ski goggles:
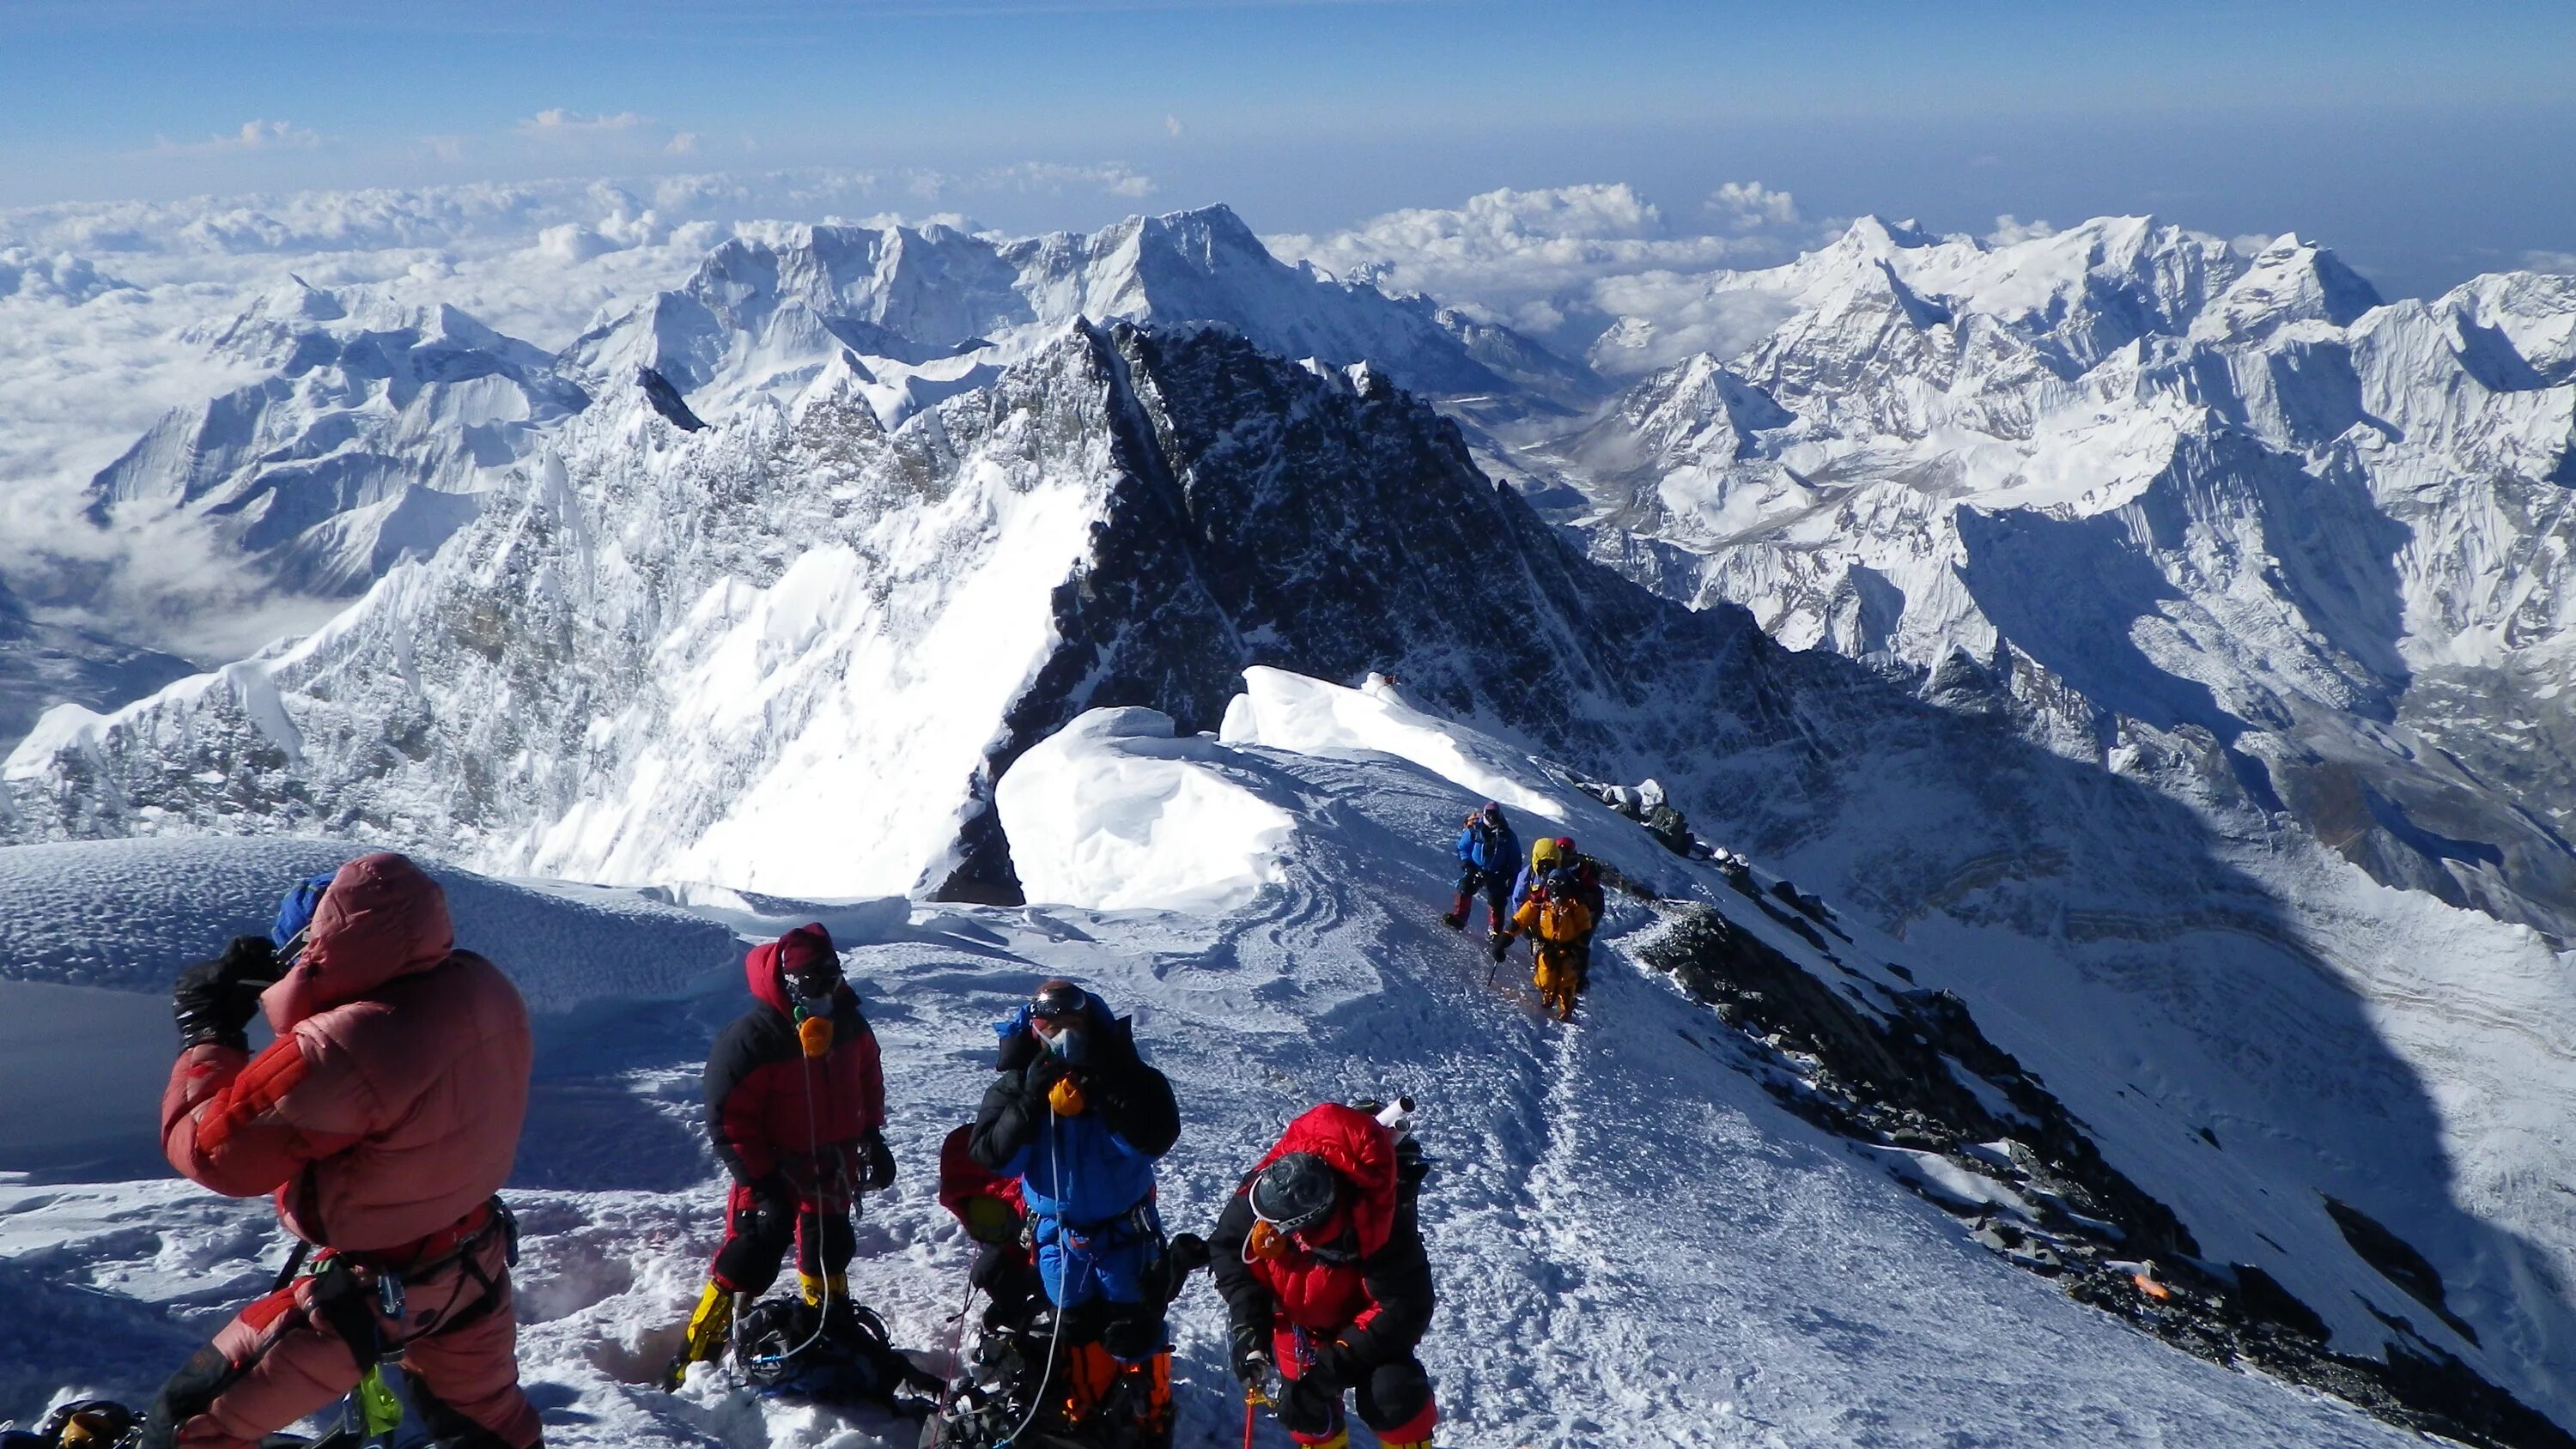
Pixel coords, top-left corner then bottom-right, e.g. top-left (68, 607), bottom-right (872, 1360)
top-left (1028, 981), bottom-right (1085, 1029)
top-left (787, 961), bottom-right (841, 1016)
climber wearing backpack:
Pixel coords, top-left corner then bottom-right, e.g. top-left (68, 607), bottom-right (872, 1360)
top-left (146, 853), bottom-right (540, 1449)
top-left (969, 979), bottom-right (1183, 1436)
top-left (669, 923), bottom-right (894, 1385)
top-left (1211, 1102), bottom-right (1436, 1449)
top-left (937, 1123), bottom-right (1042, 1333)
top-left (1444, 803), bottom-right (1521, 955)
top-left (1512, 861), bottom-right (1597, 1022)
top-left (1504, 839), bottom-right (1604, 971)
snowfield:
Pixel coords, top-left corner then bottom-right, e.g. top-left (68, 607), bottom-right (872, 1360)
top-left (8, 177), bottom-right (2576, 1448)
top-left (0, 670), bottom-right (2505, 1446)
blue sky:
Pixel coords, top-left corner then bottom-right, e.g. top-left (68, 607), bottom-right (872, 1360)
top-left (6, 0), bottom-right (2573, 298)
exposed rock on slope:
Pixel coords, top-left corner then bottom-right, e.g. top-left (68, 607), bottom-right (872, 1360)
top-left (1531, 217), bottom-right (2576, 941)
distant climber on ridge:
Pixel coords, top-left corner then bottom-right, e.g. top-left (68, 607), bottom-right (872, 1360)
top-left (1443, 803), bottom-right (1521, 955)
top-left (669, 923), bottom-right (894, 1385)
top-left (1212, 1101), bottom-right (1437, 1449)
top-left (969, 979), bottom-right (1185, 1440)
top-left (147, 854), bottom-right (540, 1449)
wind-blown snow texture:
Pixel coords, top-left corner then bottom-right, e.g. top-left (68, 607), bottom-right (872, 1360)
top-left (0, 688), bottom-right (2448, 1447)
top-left (6, 195), bottom-right (2576, 1442)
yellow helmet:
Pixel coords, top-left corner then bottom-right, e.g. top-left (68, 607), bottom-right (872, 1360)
top-left (1531, 837), bottom-right (1563, 869)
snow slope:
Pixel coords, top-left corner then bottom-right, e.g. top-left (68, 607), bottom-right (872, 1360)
top-left (0, 672), bottom-right (2445, 1448)
top-left (1521, 216), bottom-right (2576, 944)
top-left (86, 281), bottom-right (587, 597)
top-left (11, 315), bottom-right (2576, 1434)
top-left (562, 205), bottom-right (1591, 428)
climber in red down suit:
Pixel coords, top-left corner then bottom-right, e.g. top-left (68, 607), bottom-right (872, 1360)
top-left (670, 923), bottom-right (896, 1379)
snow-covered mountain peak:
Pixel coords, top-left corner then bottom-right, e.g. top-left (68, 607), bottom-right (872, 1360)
top-left (1537, 207), bottom-right (2576, 943)
top-left (559, 203), bottom-right (1594, 432)
top-left (2190, 233), bottom-right (2384, 346)
top-left (88, 282), bottom-right (585, 597)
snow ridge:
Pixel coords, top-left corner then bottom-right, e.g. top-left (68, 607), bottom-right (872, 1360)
top-left (1529, 215), bottom-right (2576, 941)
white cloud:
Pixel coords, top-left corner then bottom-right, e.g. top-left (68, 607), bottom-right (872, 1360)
top-left (146, 119), bottom-right (323, 156)
top-left (516, 108), bottom-right (653, 138)
top-left (1709, 181), bottom-right (1798, 231)
top-left (1267, 183), bottom-right (1804, 355)
top-left (1165, 114), bottom-right (1183, 138)
top-left (422, 135), bottom-right (467, 164)
top-left (665, 132), bottom-right (699, 157)
top-left (1987, 215), bottom-right (2059, 246)
top-left (2520, 249), bottom-right (2576, 276)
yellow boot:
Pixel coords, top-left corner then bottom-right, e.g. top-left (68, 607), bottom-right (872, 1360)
top-left (1382, 1440), bottom-right (1432, 1449)
top-left (666, 1282), bottom-right (736, 1389)
top-left (797, 1270), bottom-right (848, 1307)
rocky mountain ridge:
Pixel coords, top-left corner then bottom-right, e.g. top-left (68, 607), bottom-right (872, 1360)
top-left (1522, 215), bottom-right (2576, 942)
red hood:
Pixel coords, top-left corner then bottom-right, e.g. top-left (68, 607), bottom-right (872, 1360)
top-left (1253, 1102), bottom-right (1400, 1258)
top-left (744, 922), bottom-right (836, 1013)
top-left (262, 853), bottom-right (454, 1033)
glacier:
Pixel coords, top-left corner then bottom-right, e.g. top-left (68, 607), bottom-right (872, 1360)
top-left (1523, 215), bottom-right (2576, 943)
top-left (4, 187), bottom-right (2576, 1445)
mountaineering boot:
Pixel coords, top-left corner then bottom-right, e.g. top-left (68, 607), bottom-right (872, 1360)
top-left (1300, 1432), bottom-right (1351, 1449)
top-left (1122, 1350), bottom-right (1175, 1435)
top-left (1442, 893), bottom-right (1470, 930)
top-left (1382, 1440), bottom-right (1432, 1449)
top-left (666, 1281), bottom-right (736, 1389)
top-left (797, 1270), bottom-right (848, 1307)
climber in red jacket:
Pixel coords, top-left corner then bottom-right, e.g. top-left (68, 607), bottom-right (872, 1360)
top-left (669, 923), bottom-right (893, 1382)
top-left (148, 852), bottom-right (540, 1449)
top-left (1209, 1103), bottom-right (1437, 1449)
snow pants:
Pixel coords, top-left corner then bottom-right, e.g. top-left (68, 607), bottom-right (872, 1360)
top-left (710, 1179), bottom-right (855, 1295)
top-left (1453, 866), bottom-right (1511, 934)
top-left (144, 1234), bottom-right (539, 1449)
top-left (1273, 1324), bottom-right (1436, 1446)
top-left (1034, 1205), bottom-right (1169, 1361)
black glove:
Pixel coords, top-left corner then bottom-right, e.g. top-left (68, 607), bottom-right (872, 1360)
top-left (857, 1129), bottom-right (896, 1191)
top-left (741, 1175), bottom-right (795, 1239)
top-left (1303, 1339), bottom-right (1359, 1391)
top-left (1229, 1321), bottom-right (1267, 1380)
top-left (173, 937), bottom-right (282, 1051)
top-left (994, 1030), bottom-right (1041, 1074)
top-left (1230, 1325), bottom-right (1281, 1404)
top-left (1021, 1052), bottom-right (1068, 1100)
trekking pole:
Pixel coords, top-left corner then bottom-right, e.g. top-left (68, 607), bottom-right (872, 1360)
top-left (928, 1262), bottom-right (979, 1440)
top-left (1242, 1391), bottom-right (1257, 1449)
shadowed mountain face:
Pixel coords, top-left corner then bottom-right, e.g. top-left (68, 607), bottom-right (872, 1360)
top-left (1528, 218), bottom-right (2576, 943)
top-left (0, 574), bottom-right (195, 753)
top-left (82, 285), bottom-right (588, 598)
top-left (8, 318), bottom-right (2576, 1438)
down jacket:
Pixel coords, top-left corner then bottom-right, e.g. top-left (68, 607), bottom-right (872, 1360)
top-left (1453, 815), bottom-right (1520, 879)
top-left (705, 924), bottom-right (885, 1191)
top-left (1210, 1103), bottom-right (1434, 1369)
top-left (161, 852), bottom-right (533, 1253)
top-left (967, 991), bottom-right (1178, 1227)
